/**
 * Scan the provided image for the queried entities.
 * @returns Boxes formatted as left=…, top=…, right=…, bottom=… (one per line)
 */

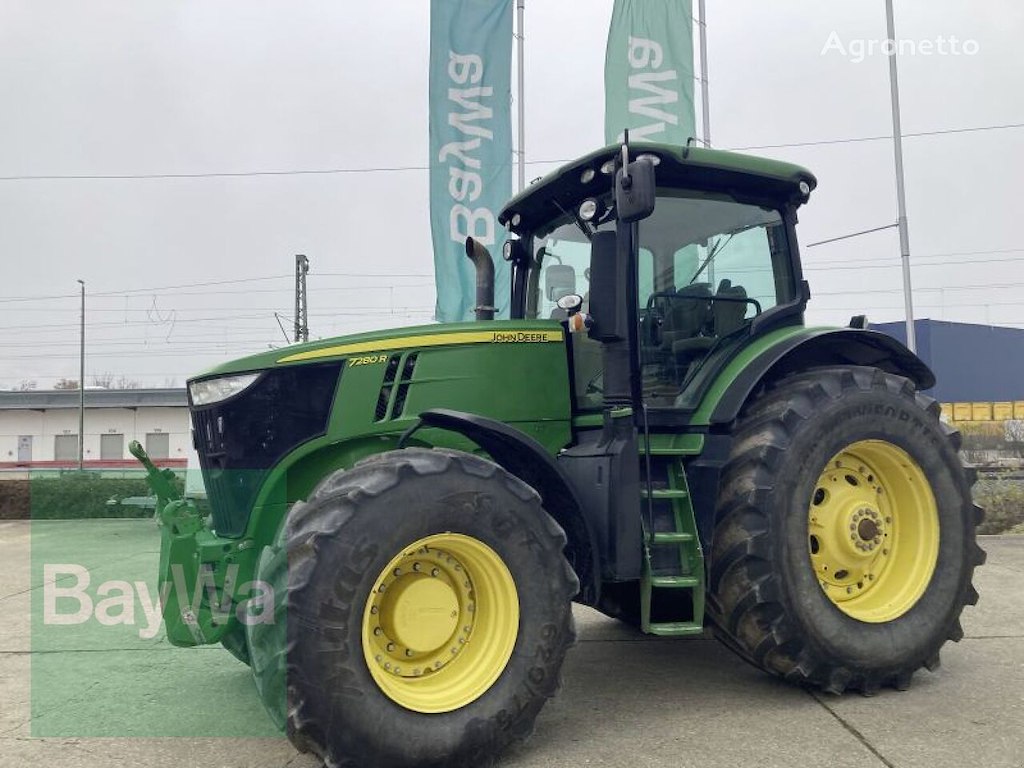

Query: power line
left=804, top=224, right=897, bottom=248
left=728, top=121, right=1024, bottom=152
left=1, top=123, right=1020, bottom=183
left=802, top=252, right=1024, bottom=268
left=813, top=280, right=1024, bottom=296
left=0, top=274, right=434, bottom=304
left=805, top=254, right=1024, bottom=271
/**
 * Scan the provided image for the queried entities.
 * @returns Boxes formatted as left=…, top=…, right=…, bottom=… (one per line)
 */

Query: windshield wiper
left=688, top=233, right=734, bottom=285
left=553, top=199, right=594, bottom=242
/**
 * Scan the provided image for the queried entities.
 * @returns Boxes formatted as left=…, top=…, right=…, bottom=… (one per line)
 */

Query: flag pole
left=697, top=0, right=711, bottom=148
left=516, top=0, right=526, bottom=192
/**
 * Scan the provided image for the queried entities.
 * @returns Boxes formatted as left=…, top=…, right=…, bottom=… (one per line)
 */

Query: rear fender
left=704, top=328, right=934, bottom=426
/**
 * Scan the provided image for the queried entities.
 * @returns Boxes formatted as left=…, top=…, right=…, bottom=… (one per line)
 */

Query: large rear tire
left=707, top=366, right=984, bottom=693
left=247, top=448, right=577, bottom=768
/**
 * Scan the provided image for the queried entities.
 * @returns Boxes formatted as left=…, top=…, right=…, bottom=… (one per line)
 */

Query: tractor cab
left=499, top=143, right=816, bottom=417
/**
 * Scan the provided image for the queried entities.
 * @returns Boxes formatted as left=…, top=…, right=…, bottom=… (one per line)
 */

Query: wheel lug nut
left=373, top=627, right=382, bottom=636
left=386, top=642, right=395, bottom=652
left=413, top=562, right=421, bottom=571
left=431, top=568, right=440, bottom=577
left=405, top=649, right=414, bottom=657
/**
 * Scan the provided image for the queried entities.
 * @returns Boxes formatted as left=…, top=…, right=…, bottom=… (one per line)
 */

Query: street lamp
left=885, top=0, right=916, bottom=352
left=77, top=279, right=85, bottom=471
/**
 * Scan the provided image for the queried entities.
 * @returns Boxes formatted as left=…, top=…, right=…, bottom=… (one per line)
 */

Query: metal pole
left=294, top=254, right=309, bottom=343
left=516, top=0, right=526, bottom=192
left=885, top=0, right=916, bottom=352
left=697, top=0, right=711, bottom=148
left=77, top=279, right=85, bottom=471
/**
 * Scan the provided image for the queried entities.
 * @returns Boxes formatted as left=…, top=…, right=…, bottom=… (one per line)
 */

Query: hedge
left=0, top=472, right=184, bottom=520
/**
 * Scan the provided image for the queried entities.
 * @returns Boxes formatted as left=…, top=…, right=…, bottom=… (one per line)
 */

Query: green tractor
left=134, top=141, right=984, bottom=768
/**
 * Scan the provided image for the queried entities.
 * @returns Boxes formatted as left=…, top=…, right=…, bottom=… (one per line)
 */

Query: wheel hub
left=365, top=545, right=476, bottom=680
left=361, top=533, right=520, bottom=713
left=807, top=440, right=939, bottom=623
left=380, top=575, right=460, bottom=653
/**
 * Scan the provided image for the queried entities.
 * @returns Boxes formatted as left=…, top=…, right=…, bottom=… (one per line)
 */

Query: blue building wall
left=874, top=319, right=1024, bottom=402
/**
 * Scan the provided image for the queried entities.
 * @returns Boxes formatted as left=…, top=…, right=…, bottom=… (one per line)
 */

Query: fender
left=706, top=327, right=935, bottom=426
left=402, top=408, right=600, bottom=604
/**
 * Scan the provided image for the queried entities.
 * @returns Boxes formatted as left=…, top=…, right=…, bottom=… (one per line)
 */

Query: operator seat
left=712, top=279, right=749, bottom=336
left=665, top=283, right=714, bottom=373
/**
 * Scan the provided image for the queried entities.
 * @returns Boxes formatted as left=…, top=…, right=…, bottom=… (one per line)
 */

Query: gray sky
left=1, top=0, right=1022, bottom=387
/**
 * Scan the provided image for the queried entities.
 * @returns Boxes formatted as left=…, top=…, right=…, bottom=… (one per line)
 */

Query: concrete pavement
left=1, top=520, right=1021, bottom=768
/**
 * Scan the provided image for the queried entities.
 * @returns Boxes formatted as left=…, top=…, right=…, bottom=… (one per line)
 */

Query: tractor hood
left=187, top=320, right=563, bottom=385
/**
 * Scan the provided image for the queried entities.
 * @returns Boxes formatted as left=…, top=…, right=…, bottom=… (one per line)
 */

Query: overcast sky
left=1, top=0, right=1021, bottom=387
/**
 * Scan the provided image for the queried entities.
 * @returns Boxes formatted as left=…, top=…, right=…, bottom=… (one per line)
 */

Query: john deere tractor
left=134, top=141, right=984, bottom=768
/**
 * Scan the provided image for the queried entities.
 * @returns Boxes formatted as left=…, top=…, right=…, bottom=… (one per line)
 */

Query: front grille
left=190, top=362, right=342, bottom=536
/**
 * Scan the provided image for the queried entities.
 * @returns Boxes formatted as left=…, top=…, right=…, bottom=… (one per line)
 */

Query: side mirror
left=615, top=158, right=656, bottom=223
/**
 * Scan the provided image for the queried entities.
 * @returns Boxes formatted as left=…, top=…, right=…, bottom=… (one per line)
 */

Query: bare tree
left=115, top=375, right=141, bottom=389
left=1005, top=420, right=1024, bottom=459
left=91, top=372, right=115, bottom=389
left=53, top=378, right=79, bottom=390
left=14, top=379, right=37, bottom=391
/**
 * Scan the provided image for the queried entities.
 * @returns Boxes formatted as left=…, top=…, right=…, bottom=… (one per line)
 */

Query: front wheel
left=248, top=448, right=577, bottom=768
left=708, top=366, right=984, bottom=693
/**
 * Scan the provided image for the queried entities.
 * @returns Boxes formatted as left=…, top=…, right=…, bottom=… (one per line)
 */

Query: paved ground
left=1, top=519, right=1021, bottom=768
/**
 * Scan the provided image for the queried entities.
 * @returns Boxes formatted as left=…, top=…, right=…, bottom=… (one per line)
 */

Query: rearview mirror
left=615, top=158, right=656, bottom=223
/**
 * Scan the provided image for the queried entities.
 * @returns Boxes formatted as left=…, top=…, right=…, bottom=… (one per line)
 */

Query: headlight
left=189, top=372, right=261, bottom=406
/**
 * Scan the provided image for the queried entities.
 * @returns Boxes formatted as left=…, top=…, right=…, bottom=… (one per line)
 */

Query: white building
left=0, top=388, right=189, bottom=469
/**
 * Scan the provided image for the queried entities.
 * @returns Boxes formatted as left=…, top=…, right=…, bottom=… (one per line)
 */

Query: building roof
left=0, top=388, right=187, bottom=411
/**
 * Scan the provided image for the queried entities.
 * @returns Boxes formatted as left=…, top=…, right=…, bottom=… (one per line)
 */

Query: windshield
left=528, top=190, right=794, bottom=409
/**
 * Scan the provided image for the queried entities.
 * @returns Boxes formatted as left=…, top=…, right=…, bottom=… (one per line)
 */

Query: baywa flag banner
left=605, top=0, right=696, bottom=146
left=430, top=0, right=514, bottom=322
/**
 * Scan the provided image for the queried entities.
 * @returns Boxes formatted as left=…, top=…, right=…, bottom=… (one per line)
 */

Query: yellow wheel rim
left=361, top=533, right=520, bottom=713
left=807, top=440, right=939, bottom=623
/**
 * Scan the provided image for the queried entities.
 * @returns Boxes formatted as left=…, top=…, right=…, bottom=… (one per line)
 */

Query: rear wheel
left=708, top=366, right=984, bottom=692
left=248, top=448, right=577, bottom=768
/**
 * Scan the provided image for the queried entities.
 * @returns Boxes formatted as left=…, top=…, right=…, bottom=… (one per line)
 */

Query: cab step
left=641, top=488, right=689, bottom=500
left=649, top=575, right=700, bottom=589
left=646, top=621, right=705, bottom=638
left=650, top=531, right=695, bottom=544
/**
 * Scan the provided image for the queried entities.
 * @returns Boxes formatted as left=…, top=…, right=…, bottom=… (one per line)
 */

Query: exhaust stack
left=465, top=237, right=496, bottom=321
